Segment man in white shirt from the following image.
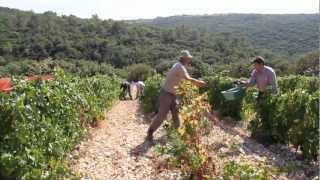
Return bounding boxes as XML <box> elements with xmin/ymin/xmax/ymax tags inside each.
<box><xmin>146</xmin><ymin>50</ymin><xmax>207</xmax><ymax>142</ymax></box>
<box><xmin>137</xmin><ymin>81</ymin><xmax>145</xmax><ymax>98</ymax></box>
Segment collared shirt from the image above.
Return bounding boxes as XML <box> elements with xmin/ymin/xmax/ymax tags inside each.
<box><xmin>162</xmin><ymin>62</ymin><xmax>189</xmax><ymax>94</ymax></box>
<box><xmin>248</xmin><ymin>66</ymin><xmax>278</xmax><ymax>93</ymax></box>
<box><xmin>137</xmin><ymin>81</ymin><xmax>145</xmax><ymax>87</ymax></box>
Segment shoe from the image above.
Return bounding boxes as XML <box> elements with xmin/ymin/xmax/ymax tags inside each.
<box><xmin>145</xmin><ymin>133</ymin><xmax>153</xmax><ymax>142</ymax></box>
<box><xmin>254</xmin><ymin>135</ymin><xmax>274</xmax><ymax>148</ymax></box>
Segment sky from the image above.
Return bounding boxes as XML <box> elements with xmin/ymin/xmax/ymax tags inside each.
<box><xmin>0</xmin><ymin>0</ymin><xmax>318</xmax><ymax>20</ymax></box>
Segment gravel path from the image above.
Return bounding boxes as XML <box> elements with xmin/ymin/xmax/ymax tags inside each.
<box><xmin>68</xmin><ymin>100</ymin><xmax>177</xmax><ymax>179</ymax></box>
<box><xmin>68</xmin><ymin>100</ymin><xmax>319</xmax><ymax>180</ymax></box>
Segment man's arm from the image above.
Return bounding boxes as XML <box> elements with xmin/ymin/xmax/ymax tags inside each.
<box><xmin>186</xmin><ymin>75</ymin><xmax>207</xmax><ymax>87</ymax></box>
<box><xmin>241</xmin><ymin>70</ymin><xmax>256</xmax><ymax>87</ymax></box>
<box><xmin>269</xmin><ymin>71</ymin><xmax>278</xmax><ymax>93</ymax></box>
<box><xmin>182</xmin><ymin>67</ymin><xmax>207</xmax><ymax>87</ymax></box>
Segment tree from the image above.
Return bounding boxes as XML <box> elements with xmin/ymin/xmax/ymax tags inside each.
<box><xmin>295</xmin><ymin>51</ymin><xmax>319</xmax><ymax>76</ymax></box>
<box><xmin>127</xmin><ymin>63</ymin><xmax>155</xmax><ymax>82</ymax></box>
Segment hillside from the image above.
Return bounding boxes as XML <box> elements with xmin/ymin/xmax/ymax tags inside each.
<box><xmin>0</xmin><ymin>7</ymin><xmax>317</xmax><ymax>77</ymax></box>
<box><xmin>0</xmin><ymin>7</ymin><xmax>260</xmax><ymax>68</ymax></box>
<box><xmin>130</xmin><ymin>14</ymin><xmax>318</xmax><ymax>56</ymax></box>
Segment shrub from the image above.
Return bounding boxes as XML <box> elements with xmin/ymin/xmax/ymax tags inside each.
<box><xmin>127</xmin><ymin>63</ymin><xmax>155</xmax><ymax>82</ymax></box>
<box><xmin>156</xmin><ymin>81</ymin><xmax>215</xmax><ymax>179</ymax></box>
<box><xmin>0</xmin><ymin>68</ymin><xmax>120</xmax><ymax>179</ymax></box>
<box><xmin>223</xmin><ymin>161</ymin><xmax>277</xmax><ymax>180</ymax></box>
<box><xmin>205</xmin><ymin>76</ymin><xmax>244</xmax><ymax>120</ymax></box>
<box><xmin>206</xmin><ymin>75</ymin><xmax>319</xmax><ymax>160</ymax></box>
<box><xmin>140</xmin><ymin>74</ymin><xmax>163</xmax><ymax>113</ymax></box>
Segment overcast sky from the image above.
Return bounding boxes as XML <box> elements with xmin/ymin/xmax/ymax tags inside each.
<box><xmin>0</xmin><ymin>0</ymin><xmax>318</xmax><ymax>20</ymax></box>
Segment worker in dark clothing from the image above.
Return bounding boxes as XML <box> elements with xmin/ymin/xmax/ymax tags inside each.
<box><xmin>120</xmin><ymin>81</ymin><xmax>132</xmax><ymax>100</ymax></box>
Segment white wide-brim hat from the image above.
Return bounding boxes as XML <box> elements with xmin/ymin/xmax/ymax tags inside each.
<box><xmin>180</xmin><ymin>50</ymin><xmax>193</xmax><ymax>59</ymax></box>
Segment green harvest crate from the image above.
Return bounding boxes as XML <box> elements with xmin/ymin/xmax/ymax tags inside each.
<box><xmin>221</xmin><ymin>86</ymin><xmax>246</xmax><ymax>101</ymax></box>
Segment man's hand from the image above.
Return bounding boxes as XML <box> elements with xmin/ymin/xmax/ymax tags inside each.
<box><xmin>197</xmin><ymin>80</ymin><xmax>208</xmax><ymax>87</ymax></box>
<box><xmin>240</xmin><ymin>80</ymin><xmax>247</xmax><ymax>85</ymax></box>
<box><xmin>192</xmin><ymin>79</ymin><xmax>208</xmax><ymax>87</ymax></box>
<box><xmin>238</xmin><ymin>80</ymin><xmax>250</xmax><ymax>87</ymax></box>
<box><xmin>186</xmin><ymin>77</ymin><xmax>208</xmax><ymax>87</ymax></box>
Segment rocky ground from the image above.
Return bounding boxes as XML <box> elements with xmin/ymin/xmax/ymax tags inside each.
<box><xmin>68</xmin><ymin>100</ymin><xmax>319</xmax><ymax>180</ymax></box>
<box><xmin>68</xmin><ymin>100</ymin><xmax>178</xmax><ymax>179</ymax></box>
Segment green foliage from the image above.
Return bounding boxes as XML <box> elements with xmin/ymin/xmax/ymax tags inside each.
<box><xmin>223</xmin><ymin>161</ymin><xmax>276</xmax><ymax>180</ymax></box>
<box><xmin>76</xmin><ymin>74</ymin><xmax>120</xmax><ymax>125</ymax></box>
<box><xmin>155</xmin><ymin>60</ymin><xmax>175</xmax><ymax>75</ymax></box>
<box><xmin>295</xmin><ymin>50</ymin><xmax>319</xmax><ymax>76</ymax></box>
<box><xmin>127</xmin><ymin>63</ymin><xmax>155</xmax><ymax>82</ymax></box>
<box><xmin>205</xmin><ymin>76</ymin><xmax>244</xmax><ymax>120</ymax></box>
<box><xmin>157</xmin><ymin>81</ymin><xmax>215</xmax><ymax>178</ymax></box>
<box><xmin>0</xmin><ymin>56</ymin><xmax>5</xmax><ymax>65</ymax></box>
<box><xmin>0</xmin><ymin>59</ymin><xmax>119</xmax><ymax>77</ymax></box>
<box><xmin>229</xmin><ymin>135</ymin><xmax>244</xmax><ymax>152</ymax></box>
<box><xmin>155</xmin><ymin>126</ymin><xmax>188</xmax><ymax>168</ymax></box>
<box><xmin>136</xmin><ymin>14</ymin><xmax>318</xmax><ymax>56</ymax></box>
<box><xmin>0</xmin><ymin>7</ymin><xmax>265</xmax><ymax>70</ymax></box>
<box><xmin>278</xmin><ymin>75</ymin><xmax>320</xmax><ymax>93</ymax></box>
<box><xmin>1</xmin><ymin>7</ymin><xmax>316</xmax><ymax>78</ymax></box>
<box><xmin>206</xmin><ymin>75</ymin><xmax>319</xmax><ymax>160</ymax></box>
<box><xmin>188</xmin><ymin>60</ymin><xmax>213</xmax><ymax>78</ymax></box>
<box><xmin>247</xmin><ymin>83</ymin><xmax>319</xmax><ymax>160</ymax></box>
<box><xmin>242</xmin><ymin>76</ymin><xmax>320</xmax><ymax>160</ymax></box>
<box><xmin>0</xmin><ymin>68</ymin><xmax>120</xmax><ymax>179</ymax></box>
<box><xmin>140</xmin><ymin>74</ymin><xmax>163</xmax><ymax>113</ymax></box>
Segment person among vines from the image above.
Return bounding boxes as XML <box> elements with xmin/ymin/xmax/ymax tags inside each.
<box><xmin>241</xmin><ymin>56</ymin><xmax>278</xmax><ymax>100</ymax></box>
<box><xmin>120</xmin><ymin>81</ymin><xmax>131</xmax><ymax>100</ymax></box>
<box><xmin>241</xmin><ymin>56</ymin><xmax>278</xmax><ymax>145</ymax></box>
<box><xmin>136</xmin><ymin>80</ymin><xmax>145</xmax><ymax>98</ymax></box>
<box><xmin>146</xmin><ymin>50</ymin><xmax>207</xmax><ymax>142</ymax></box>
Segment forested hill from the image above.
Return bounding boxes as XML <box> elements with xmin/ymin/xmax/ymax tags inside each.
<box><xmin>129</xmin><ymin>14</ymin><xmax>318</xmax><ymax>56</ymax></box>
<box><xmin>0</xmin><ymin>7</ymin><xmax>263</xmax><ymax>68</ymax></box>
<box><xmin>0</xmin><ymin>7</ymin><xmax>317</xmax><ymax>77</ymax></box>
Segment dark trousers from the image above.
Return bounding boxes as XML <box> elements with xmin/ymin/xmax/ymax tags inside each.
<box><xmin>147</xmin><ymin>89</ymin><xmax>180</xmax><ymax>136</ymax></box>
